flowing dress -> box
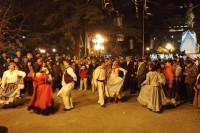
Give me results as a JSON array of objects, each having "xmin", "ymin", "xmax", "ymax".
[
  {"xmin": 0, "ymin": 70, "xmax": 26, "ymax": 104},
  {"xmin": 137, "ymin": 71, "xmax": 169, "ymax": 112},
  {"xmin": 28, "ymin": 71, "xmax": 53, "ymax": 115},
  {"xmin": 193, "ymin": 74, "xmax": 200, "ymax": 108},
  {"xmin": 107, "ymin": 66, "xmax": 126, "ymax": 97}
]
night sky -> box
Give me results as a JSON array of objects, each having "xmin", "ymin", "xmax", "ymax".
[{"xmin": 112, "ymin": 0, "xmax": 200, "ymax": 31}]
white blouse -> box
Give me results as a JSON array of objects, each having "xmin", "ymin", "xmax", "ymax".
[{"xmin": 1, "ymin": 70, "xmax": 26, "ymax": 88}]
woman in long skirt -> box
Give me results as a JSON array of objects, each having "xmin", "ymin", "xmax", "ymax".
[
  {"xmin": 193, "ymin": 74, "xmax": 200, "ymax": 108},
  {"xmin": 0, "ymin": 62, "xmax": 26, "ymax": 108},
  {"xmin": 137, "ymin": 62, "xmax": 169, "ymax": 112},
  {"xmin": 107, "ymin": 60, "xmax": 127, "ymax": 102},
  {"xmin": 27, "ymin": 65, "xmax": 54, "ymax": 115}
]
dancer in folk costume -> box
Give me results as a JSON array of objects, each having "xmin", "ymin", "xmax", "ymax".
[
  {"xmin": 137, "ymin": 63, "xmax": 169, "ymax": 112},
  {"xmin": 57, "ymin": 60, "xmax": 77, "ymax": 111},
  {"xmin": 107, "ymin": 60, "xmax": 127, "ymax": 102},
  {"xmin": 93, "ymin": 61, "xmax": 107, "ymax": 107},
  {"xmin": 193, "ymin": 74, "xmax": 200, "ymax": 108},
  {"xmin": 0, "ymin": 62, "xmax": 26, "ymax": 109},
  {"xmin": 27, "ymin": 66, "xmax": 54, "ymax": 115}
]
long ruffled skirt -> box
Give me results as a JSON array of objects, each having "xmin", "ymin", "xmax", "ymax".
[
  {"xmin": 137, "ymin": 85, "xmax": 169, "ymax": 112},
  {"xmin": 0, "ymin": 82, "xmax": 24, "ymax": 104},
  {"xmin": 107, "ymin": 76, "xmax": 124, "ymax": 97}
]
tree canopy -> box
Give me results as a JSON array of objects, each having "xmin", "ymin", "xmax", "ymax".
[{"xmin": 0, "ymin": 0, "xmax": 142, "ymax": 56}]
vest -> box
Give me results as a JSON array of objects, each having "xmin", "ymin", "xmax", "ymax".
[{"xmin": 64, "ymin": 67, "xmax": 73, "ymax": 84}]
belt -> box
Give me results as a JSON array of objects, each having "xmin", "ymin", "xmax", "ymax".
[{"xmin": 97, "ymin": 79, "xmax": 105, "ymax": 82}]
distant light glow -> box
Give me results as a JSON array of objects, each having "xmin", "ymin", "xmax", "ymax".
[
  {"xmin": 166, "ymin": 43, "xmax": 172, "ymax": 50},
  {"xmin": 40, "ymin": 49, "xmax": 46, "ymax": 53},
  {"xmin": 92, "ymin": 34, "xmax": 105, "ymax": 52},
  {"xmin": 94, "ymin": 44, "xmax": 104, "ymax": 51},
  {"xmin": 52, "ymin": 48, "xmax": 56, "ymax": 52},
  {"xmin": 169, "ymin": 28, "xmax": 184, "ymax": 32}
]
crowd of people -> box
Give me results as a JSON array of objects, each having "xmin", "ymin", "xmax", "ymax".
[{"xmin": 0, "ymin": 50, "xmax": 200, "ymax": 115}]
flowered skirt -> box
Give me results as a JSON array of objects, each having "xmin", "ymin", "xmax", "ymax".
[{"xmin": 0, "ymin": 82, "xmax": 24, "ymax": 104}]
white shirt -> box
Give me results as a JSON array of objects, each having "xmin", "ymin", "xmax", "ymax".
[
  {"xmin": 93, "ymin": 66, "xmax": 106, "ymax": 81},
  {"xmin": 1, "ymin": 70, "xmax": 26, "ymax": 89}
]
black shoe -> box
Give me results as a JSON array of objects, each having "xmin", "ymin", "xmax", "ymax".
[
  {"xmin": 63, "ymin": 108, "xmax": 72, "ymax": 111},
  {"xmin": 109, "ymin": 97, "xmax": 114, "ymax": 102},
  {"xmin": 101, "ymin": 104, "xmax": 106, "ymax": 107},
  {"xmin": 1, "ymin": 104, "xmax": 9, "ymax": 109},
  {"xmin": 130, "ymin": 91, "xmax": 136, "ymax": 95},
  {"xmin": 27, "ymin": 106, "xmax": 32, "ymax": 111},
  {"xmin": 120, "ymin": 96, "xmax": 127, "ymax": 102},
  {"xmin": 121, "ymin": 89, "xmax": 126, "ymax": 92}
]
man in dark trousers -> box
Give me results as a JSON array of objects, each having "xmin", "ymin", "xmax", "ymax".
[
  {"xmin": 137, "ymin": 58, "xmax": 148, "ymax": 90},
  {"xmin": 121, "ymin": 56, "xmax": 136, "ymax": 95}
]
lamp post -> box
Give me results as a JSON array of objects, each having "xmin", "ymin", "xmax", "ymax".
[
  {"xmin": 92, "ymin": 34, "xmax": 105, "ymax": 56},
  {"xmin": 142, "ymin": 6, "xmax": 145, "ymax": 56}
]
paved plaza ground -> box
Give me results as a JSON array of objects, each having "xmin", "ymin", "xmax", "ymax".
[{"xmin": 0, "ymin": 90, "xmax": 200, "ymax": 133}]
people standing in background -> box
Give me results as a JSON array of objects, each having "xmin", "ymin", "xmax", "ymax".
[
  {"xmin": 137, "ymin": 58, "xmax": 148, "ymax": 90},
  {"xmin": 15, "ymin": 50, "xmax": 22, "ymax": 64},
  {"xmin": 184, "ymin": 59, "xmax": 198, "ymax": 104},
  {"xmin": 173, "ymin": 60, "xmax": 182, "ymax": 103},
  {"xmin": 23, "ymin": 60, "xmax": 34, "ymax": 96},
  {"xmin": 33, "ymin": 58, "xmax": 43, "ymax": 74},
  {"xmin": 163, "ymin": 59, "xmax": 175, "ymax": 104},
  {"xmin": 0, "ymin": 53, "xmax": 8, "ymax": 77},
  {"xmin": 121, "ymin": 56, "xmax": 136, "ymax": 94},
  {"xmin": 52, "ymin": 61, "xmax": 62, "ymax": 91},
  {"xmin": 26, "ymin": 53, "xmax": 35, "ymax": 65},
  {"xmin": 87, "ymin": 59, "xmax": 98, "ymax": 91},
  {"xmin": 79, "ymin": 64, "xmax": 88, "ymax": 91},
  {"xmin": 13, "ymin": 57, "xmax": 23, "ymax": 71}
]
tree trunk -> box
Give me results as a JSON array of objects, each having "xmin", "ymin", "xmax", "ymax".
[{"xmin": 74, "ymin": 34, "xmax": 80, "ymax": 58}]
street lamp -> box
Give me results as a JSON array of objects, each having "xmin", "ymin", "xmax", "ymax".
[
  {"xmin": 166, "ymin": 43, "xmax": 172, "ymax": 53},
  {"xmin": 146, "ymin": 47, "xmax": 150, "ymax": 56},
  {"xmin": 146, "ymin": 47, "xmax": 150, "ymax": 51},
  {"xmin": 92, "ymin": 34, "xmax": 105, "ymax": 56},
  {"xmin": 52, "ymin": 48, "xmax": 57, "ymax": 53}
]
